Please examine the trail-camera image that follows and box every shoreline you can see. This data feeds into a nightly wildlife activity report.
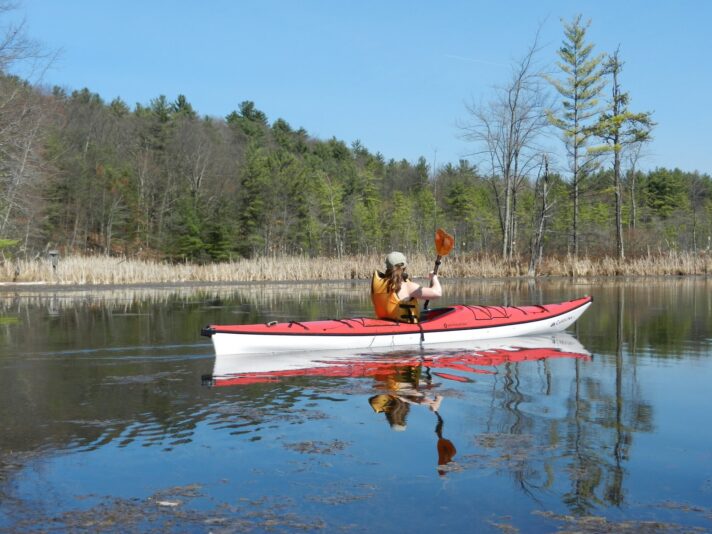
[1,251,711,287]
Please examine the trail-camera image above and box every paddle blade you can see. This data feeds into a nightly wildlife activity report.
[435,228,455,256]
[437,438,457,465]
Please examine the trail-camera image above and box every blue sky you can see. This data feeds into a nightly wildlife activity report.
[11,0,712,175]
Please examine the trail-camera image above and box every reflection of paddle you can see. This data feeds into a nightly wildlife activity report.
[435,412,457,474]
[424,228,454,311]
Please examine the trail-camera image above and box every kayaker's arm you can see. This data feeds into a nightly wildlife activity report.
[409,273,441,300]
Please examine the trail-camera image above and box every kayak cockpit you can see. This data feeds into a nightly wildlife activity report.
[420,306,455,322]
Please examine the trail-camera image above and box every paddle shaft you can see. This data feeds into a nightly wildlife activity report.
[423,255,442,311]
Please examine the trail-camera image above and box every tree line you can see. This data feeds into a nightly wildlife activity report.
[0,10,710,270]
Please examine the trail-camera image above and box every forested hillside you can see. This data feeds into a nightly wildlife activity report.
[1,14,710,266]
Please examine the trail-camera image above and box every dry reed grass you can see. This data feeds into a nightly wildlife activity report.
[1,250,711,286]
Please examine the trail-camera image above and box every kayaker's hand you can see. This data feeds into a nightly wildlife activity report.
[428,395,443,412]
[420,271,442,298]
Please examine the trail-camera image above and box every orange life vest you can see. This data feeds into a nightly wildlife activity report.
[371,270,420,323]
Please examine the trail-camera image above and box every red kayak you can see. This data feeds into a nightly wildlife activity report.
[202,296,593,356]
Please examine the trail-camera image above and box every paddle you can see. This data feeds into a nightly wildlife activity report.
[423,228,454,311]
[435,412,457,475]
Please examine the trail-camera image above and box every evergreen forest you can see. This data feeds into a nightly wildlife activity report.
[1,14,710,267]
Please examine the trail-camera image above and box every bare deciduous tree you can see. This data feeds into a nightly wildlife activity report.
[529,155,556,275]
[462,31,551,261]
[625,141,645,232]
[0,3,56,254]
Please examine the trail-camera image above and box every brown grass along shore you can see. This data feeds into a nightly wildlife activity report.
[1,251,711,286]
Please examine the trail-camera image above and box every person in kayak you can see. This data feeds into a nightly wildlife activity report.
[371,251,442,323]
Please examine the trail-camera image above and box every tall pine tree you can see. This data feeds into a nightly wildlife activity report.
[548,15,606,258]
[593,48,654,260]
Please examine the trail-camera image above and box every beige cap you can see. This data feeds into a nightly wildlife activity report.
[385,251,407,269]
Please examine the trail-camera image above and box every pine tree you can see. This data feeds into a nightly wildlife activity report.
[593,48,654,260]
[237,145,270,256]
[548,15,606,258]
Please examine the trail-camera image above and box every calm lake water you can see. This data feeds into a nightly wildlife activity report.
[1,278,711,532]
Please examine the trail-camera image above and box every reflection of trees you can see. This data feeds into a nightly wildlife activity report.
[472,280,660,514]
[0,287,362,464]
[0,277,557,317]
[501,362,543,500]
[579,277,712,358]
[2,276,709,334]
[477,349,653,515]
[0,353,309,455]
[563,359,603,514]
[563,284,653,513]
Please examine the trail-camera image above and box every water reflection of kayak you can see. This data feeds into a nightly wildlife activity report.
[204,333,591,387]
[201,296,592,356]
